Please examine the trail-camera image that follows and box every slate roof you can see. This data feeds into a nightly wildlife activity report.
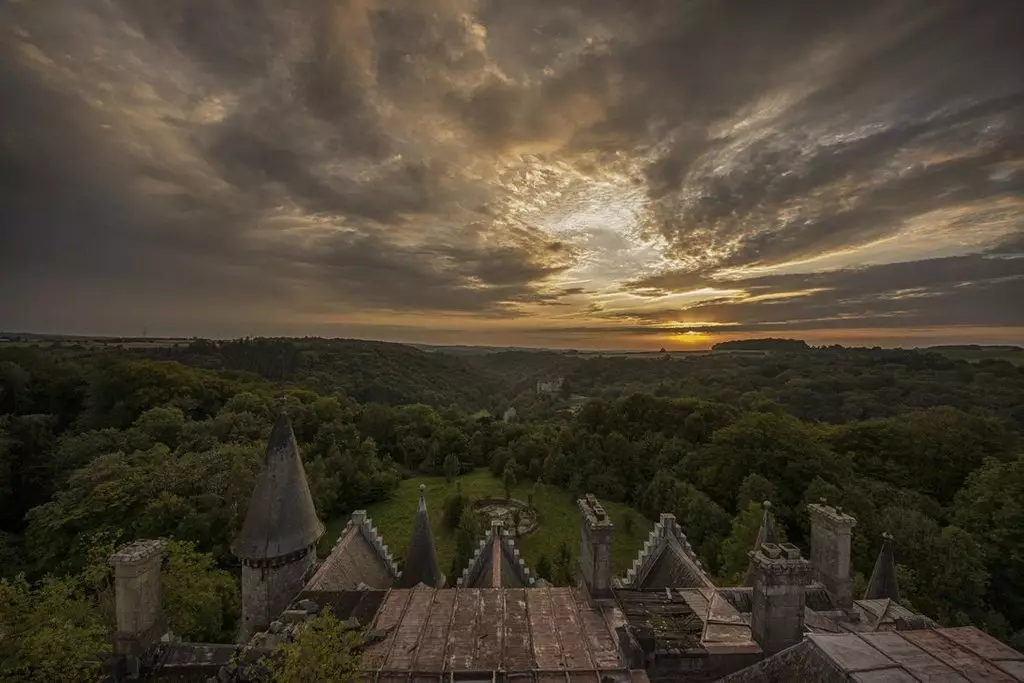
[231,412,324,561]
[722,627,1024,682]
[457,520,536,588]
[397,485,445,588]
[303,510,399,592]
[620,513,714,590]
[865,532,900,602]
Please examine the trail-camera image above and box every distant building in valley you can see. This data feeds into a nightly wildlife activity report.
[535,376,564,394]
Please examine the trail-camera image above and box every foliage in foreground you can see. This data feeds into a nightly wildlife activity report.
[257,611,362,683]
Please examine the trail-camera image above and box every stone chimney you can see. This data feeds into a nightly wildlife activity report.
[750,542,812,654]
[578,494,614,602]
[807,502,857,608]
[110,539,167,678]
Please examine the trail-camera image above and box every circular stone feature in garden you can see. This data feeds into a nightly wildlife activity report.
[473,497,538,536]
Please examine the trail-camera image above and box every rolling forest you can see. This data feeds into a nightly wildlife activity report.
[1,337,1023,679]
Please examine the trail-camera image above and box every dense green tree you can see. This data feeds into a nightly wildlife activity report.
[258,610,361,683]
[719,501,787,584]
[954,455,1024,628]
[443,453,461,483]
[502,461,517,500]
[535,553,553,582]
[162,540,240,642]
[736,473,777,508]
[0,574,110,682]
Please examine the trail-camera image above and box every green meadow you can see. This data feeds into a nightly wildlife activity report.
[322,470,652,580]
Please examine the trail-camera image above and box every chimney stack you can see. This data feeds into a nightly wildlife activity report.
[578,494,614,602]
[750,542,812,654]
[110,539,167,678]
[807,502,857,608]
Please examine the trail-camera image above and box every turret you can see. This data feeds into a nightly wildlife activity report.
[399,485,445,587]
[232,412,324,640]
[750,542,812,654]
[865,532,900,602]
[110,540,168,678]
[807,501,856,608]
[578,494,614,602]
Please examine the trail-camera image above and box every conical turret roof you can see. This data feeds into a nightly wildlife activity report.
[399,485,445,588]
[865,532,900,601]
[232,412,325,561]
[744,501,776,586]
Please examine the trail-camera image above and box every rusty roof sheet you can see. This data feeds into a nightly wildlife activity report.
[359,587,628,677]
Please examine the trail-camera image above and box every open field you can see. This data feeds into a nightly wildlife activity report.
[927,345,1024,366]
[322,470,652,580]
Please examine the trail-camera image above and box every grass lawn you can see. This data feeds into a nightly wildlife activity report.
[321,470,652,581]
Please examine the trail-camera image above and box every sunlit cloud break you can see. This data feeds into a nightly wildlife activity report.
[1,0,1022,349]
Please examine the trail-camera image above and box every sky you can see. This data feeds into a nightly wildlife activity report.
[1,0,1022,350]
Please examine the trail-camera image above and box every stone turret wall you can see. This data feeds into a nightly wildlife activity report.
[750,542,812,654]
[807,503,856,608]
[239,546,316,643]
[110,539,167,678]
[578,494,614,601]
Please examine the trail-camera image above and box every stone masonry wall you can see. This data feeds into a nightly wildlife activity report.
[240,548,316,642]
[807,503,856,608]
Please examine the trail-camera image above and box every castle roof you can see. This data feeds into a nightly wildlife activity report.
[398,485,444,588]
[231,412,324,561]
[721,627,1024,682]
[304,510,399,591]
[457,520,536,588]
[865,532,900,602]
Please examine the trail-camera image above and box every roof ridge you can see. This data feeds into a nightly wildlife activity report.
[399,485,445,588]
[457,520,537,588]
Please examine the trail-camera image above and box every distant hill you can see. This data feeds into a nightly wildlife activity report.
[141,337,509,409]
[711,338,810,352]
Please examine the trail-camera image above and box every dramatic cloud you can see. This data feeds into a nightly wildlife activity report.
[1,0,1021,348]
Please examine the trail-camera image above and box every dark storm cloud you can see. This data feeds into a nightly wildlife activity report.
[0,0,1022,339]
[614,255,1024,330]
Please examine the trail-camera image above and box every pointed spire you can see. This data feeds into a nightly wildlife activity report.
[865,532,900,602]
[232,411,325,561]
[399,485,445,587]
[744,501,777,586]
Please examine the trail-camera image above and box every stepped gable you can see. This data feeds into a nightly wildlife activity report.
[457,519,537,588]
[304,510,400,592]
[743,501,777,586]
[398,485,445,588]
[231,411,324,561]
[620,513,715,590]
[864,532,900,602]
